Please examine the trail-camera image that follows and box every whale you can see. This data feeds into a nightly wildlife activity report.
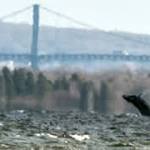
[122,94,150,116]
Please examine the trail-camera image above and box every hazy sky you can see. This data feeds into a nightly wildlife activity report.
[1,0,150,34]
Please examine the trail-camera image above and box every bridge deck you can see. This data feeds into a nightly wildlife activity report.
[0,53,149,63]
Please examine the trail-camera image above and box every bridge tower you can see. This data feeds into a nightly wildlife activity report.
[31,4,40,69]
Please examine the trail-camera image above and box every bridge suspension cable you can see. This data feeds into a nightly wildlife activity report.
[0,4,150,50]
[41,6,150,46]
[41,6,99,30]
[109,32,150,46]
[0,5,32,21]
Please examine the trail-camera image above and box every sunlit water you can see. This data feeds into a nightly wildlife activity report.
[0,110,149,150]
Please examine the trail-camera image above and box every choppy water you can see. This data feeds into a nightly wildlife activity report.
[0,110,149,150]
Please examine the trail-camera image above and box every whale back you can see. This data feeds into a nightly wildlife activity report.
[122,94,150,116]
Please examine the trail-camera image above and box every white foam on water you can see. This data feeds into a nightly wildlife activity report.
[34,133,58,139]
[70,134,90,141]
[16,110,24,113]
[47,133,58,139]
[0,122,3,126]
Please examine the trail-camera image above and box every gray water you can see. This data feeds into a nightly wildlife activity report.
[0,110,149,150]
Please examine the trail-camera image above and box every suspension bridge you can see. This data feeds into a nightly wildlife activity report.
[0,4,150,69]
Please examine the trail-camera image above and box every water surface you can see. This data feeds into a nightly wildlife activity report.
[0,110,149,150]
